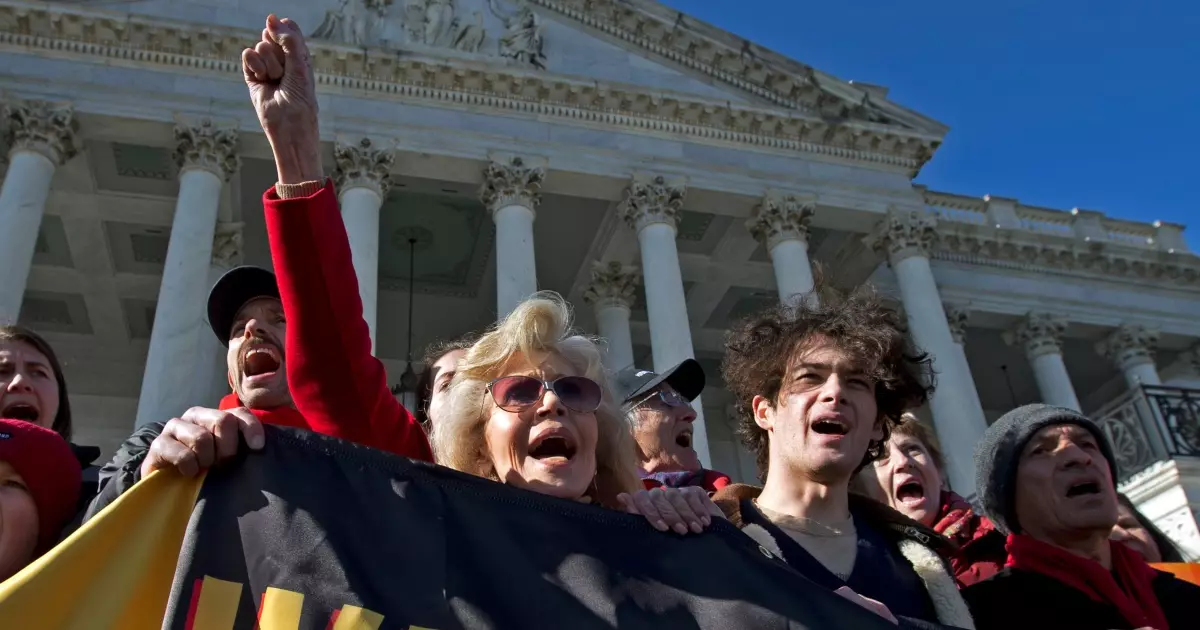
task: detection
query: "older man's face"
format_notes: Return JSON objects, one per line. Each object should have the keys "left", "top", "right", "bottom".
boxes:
{"left": 629, "top": 384, "right": 700, "bottom": 473}
{"left": 1014, "top": 424, "right": 1118, "bottom": 542}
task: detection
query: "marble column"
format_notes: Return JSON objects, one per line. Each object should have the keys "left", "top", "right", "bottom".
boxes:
{"left": 943, "top": 303, "right": 988, "bottom": 423}
{"left": 135, "top": 120, "right": 239, "bottom": 427}
{"left": 583, "top": 261, "right": 639, "bottom": 372}
{"left": 1006, "top": 312, "right": 1081, "bottom": 411}
{"left": 746, "top": 191, "right": 817, "bottom": 305}
{"left": 868, "top": 207, "right": 987, "bottom": 495}
{"left": 334, "top": 138, "right": 393, "bottom": 352}
{"left": 480, "top": 156, "right": 544, "bottom": 317}
{"left": 1098, "top": 324, "right": 1162, "bottom": 388}
{"left": 0, "top": 101, "right": 77, "bottom": 323}
{"left": 192, "top": 221, "right": 244, "bottom": 406}
{"left": 619, "top": 174, "right": 711, "bottom": 467}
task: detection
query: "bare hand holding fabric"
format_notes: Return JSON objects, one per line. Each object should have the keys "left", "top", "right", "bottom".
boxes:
{"left": 617, "top": 486, "right": 722, "bottom": 535}
{"left": 141, "top": 407, "right": 265, "bottom": 478}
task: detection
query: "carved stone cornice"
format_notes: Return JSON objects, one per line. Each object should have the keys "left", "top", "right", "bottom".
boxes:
{"left": 0, "top": 2, "right": 937, "bottom": 171}
{"left": 583, "top": 261, "right": 640, "bottom": 311}
{"left": 3, "top": 100, "right": 78, "bottom": 165}
{"left": 1004, "top": 312, "right": 1068, "bottom": 359}
{"left": 620, "top": 174, "right": 687, "bottom": 233}
{"left": 932, "top": 222, "right": 1200, "bottom": 288}
{"left": 211, "top": 221, "right": 244, "bottom": 269}
{"left": 944, "top": 303, "right": 969, "bottom": 346}
{"left": 479, "top": 156, "right": 545, "bottom": 214}
{"left": 334, "top": 137, "right": 394, "bottom": 198}
{"left": 173, "top": 119, "right": 239, "bottom": 180}
{"left": 867, "top": 207, "right": 938, "bottom": 264}
{"left": 1096, "top": 324, "right": 1160, "bottom": 372}
{"left": 746, "top": 192, "right": 816, "bottom": 251}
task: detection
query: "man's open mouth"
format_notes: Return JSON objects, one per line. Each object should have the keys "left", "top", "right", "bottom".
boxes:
{"left": 1066, "top": 481, "right": 1102, "bottom": 498}
{"left": 812, "top": 417, "right": 849, "bottom": 435}
{"left": 676, "top": 426, "right": 693, "bottom": 449}
{"left": 241, "top": 343, "right": 282, "bottom": 377}
{"left": 1, "top": 403, "right": 39, "bottom": 422}
{"left": 529, "top": 430, "right": 577, "bottom": 461}
{"left": 896, "top": 480, "right": 925, "bottom": 505}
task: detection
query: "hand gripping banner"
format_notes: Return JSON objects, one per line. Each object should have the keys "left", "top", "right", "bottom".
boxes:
{"left": 0, "top": 427, "right": 948, "bottom": 629}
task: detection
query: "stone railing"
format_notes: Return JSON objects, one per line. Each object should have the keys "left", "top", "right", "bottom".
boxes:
{"left": 1094, "top": 384, "right": 1200, "bottom": 484}
{"left": 921, "top": 189, "right": 1190, "bottom": 254}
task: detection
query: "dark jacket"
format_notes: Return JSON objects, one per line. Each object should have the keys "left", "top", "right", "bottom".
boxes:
{"left": 963, "top": 566, "right": 1200, "bottom": 630}
{"left": 81, "top": 422, "right": 163, "bottom": 522}
{"left": 714, "top": 484, "right": 975, "bottom": 629}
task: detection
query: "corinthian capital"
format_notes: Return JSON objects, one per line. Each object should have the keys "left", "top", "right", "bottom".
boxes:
{"left": 211, "top": 221, "right": 244, "bottom": 269}
{"left": 1096, "top": 324, "right": 1159, "bottom": 372}
{"left": 173, "top": 119, "right": 239, "bottom": 180}
{"left": 867, "top": 207, "right": 938, "bottom": 264}
{"left": 1004, "top": 312, "right": 1068, "bottom": 359}
{"left": 4, "top": 100, "right": 78, "bottom": 165}
{"left": 620, "top": 173, "right": 687, "bottom": 233}
{"left": 944, "top": 303, "right": 970, "bottom": 346}
{"left": 334, "top": 137, "right": 394, "bottom": 198}
{"left": 479, "top": 156, "right": 544, "bottom": 214}
{"left": 746, "top": 192, "right": 816, "bottom": 250}
{"left": 583, "top": 261, "right": 640, "bottom": 310}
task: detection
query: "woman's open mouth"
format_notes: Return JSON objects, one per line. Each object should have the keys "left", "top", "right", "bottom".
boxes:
{"left": 895, "top": 479, "right": 926, "bottom": 506}
{"left": 529, "top": 431, "right": 577, "bottom": 463}
{"left": 1, "top": 402, "right": 40, "bottom": 423}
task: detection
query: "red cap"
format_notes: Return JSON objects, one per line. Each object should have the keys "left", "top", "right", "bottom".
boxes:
{"left": 0, "top": 419, "right": 82, "bottom": 551}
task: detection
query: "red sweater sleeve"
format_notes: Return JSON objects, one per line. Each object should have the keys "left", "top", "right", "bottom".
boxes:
{"left": 262, "top": 181, "right": 433, "bottom": 461}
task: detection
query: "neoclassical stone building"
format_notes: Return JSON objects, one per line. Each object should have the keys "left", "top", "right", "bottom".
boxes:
{"left": 1, "top": 0, "right": 1199, "bottom": 553}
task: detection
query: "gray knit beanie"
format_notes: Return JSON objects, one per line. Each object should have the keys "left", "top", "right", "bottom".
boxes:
{"left": 973, "top": 403, "right": 1118, "bottom": 535}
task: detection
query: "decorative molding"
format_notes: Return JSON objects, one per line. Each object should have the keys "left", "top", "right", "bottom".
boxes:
{"left": 1096, "top": 324, "right": 1160, "bottom": 372}
{"left": 620, "top": 173, "right": 686, "bottom": 233}
{"left": 211, "top": 221, "right": 244, "bottom": 269}
{"left": 494, "top": 1, "right": 546, "bottom": 69}
{"left": 173, "top": 119, "right": 239, "bottom": 180}
{"left": 583, "top": 260, "right": 639, "bottom": 310}
{"left": 1003, "top": 311, "right": 1068, "bottom": 359}
{"left": 746, "top": 191, "right": 816, "bottom": 251}
{"left": 479, "top": 155, "right": 544, "bottom": 213}
{"left": 334, "top": 137, "right": 394, "bottom": 198}
{"left": 867, "top": 207, "right": 938, "bottom": 264}
{"left": 0, "top": 2, "right": 934, "bottom": 170}
{"left": 933, "top": 224, "right": 1200, "bottom": 288}
{"left": 943, "top": 303, "right": 969, "bottom": 346}
{"left": 3, "top": 100, "right": 78, "bottom": 165}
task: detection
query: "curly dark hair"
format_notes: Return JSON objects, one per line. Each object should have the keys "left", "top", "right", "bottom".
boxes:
{"left": 415, "top": 332, "right": 481, "bottom": 425}
{"left": 721, "top": 287, "right": 934, "bottom": 481}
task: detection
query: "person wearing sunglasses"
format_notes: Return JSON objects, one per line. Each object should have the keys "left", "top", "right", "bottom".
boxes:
{"left": 431, "top": 292, "right": 720, "bottom": 535}
{"left": 615, "top": 361, "right": 731, "bottom": 495}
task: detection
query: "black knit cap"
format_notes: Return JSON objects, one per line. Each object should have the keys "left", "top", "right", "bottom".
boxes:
{"left": 973, "top": 403, "right": 1118, "bottom": 535}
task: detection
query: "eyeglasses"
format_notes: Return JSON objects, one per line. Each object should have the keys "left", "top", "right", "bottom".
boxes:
{"left": 486, "top": 375, "right": 603, "bottom": 413}
{"left": 629, "top": 388, "right": 689, "bottom": 409}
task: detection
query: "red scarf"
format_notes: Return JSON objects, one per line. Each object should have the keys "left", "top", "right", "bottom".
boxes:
{"left": 1006, "top": 533, "right": 1169, "bottom": 630}
{"left": 218, "top": 393, "right": 309, "bottom": 430}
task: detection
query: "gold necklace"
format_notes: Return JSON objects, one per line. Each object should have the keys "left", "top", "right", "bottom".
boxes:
{"left": 753, "top": 499, "right": 852, "bottom": 537}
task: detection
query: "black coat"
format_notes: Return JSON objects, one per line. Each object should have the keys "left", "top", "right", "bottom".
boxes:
{"left": 80, "top": 422, "right": 164, "bottom": 524}
{"left": 963, "top": 566, "right": 1200, "bottom": 630}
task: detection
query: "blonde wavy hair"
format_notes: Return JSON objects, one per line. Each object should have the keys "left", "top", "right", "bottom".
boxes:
{"left": 430, "top": 291, "right": 642, "bottom": 507}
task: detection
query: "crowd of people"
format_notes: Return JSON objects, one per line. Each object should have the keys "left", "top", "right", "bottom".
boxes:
{"left": 1, "top": 13, "right": 1198, "bottom": 629}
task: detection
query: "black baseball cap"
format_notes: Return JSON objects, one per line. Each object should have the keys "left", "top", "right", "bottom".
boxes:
{"left": 614, "top": 359, "right": 705, "bottom": 405}
{"left": 207, "top": 266, "right": 281, "bottom": 346}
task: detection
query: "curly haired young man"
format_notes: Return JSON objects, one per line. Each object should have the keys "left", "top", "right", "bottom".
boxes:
{"left": 714, "top": 288, "right": 976, "bottom": 629}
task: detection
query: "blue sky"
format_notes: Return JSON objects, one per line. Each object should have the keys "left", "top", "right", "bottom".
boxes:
{"left": 658, "top": 0, "right": 1199, "bottom": 250}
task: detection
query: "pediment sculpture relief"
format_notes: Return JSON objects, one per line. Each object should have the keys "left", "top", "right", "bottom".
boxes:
{"left": 309, "top": 0, "right": 545, "bottom": 69}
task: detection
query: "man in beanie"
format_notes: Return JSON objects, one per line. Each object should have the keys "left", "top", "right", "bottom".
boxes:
{"left": 615, "top": 360, "right": 731, "bottom": 494}
{"left": 0, "top": 419, "right": 81, "bottom": 581}
{"left": 963, "top": 403, "right": 1200, "bottom": 629}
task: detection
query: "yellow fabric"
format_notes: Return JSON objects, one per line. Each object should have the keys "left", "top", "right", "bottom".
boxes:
{"left": 0, "top": 470, "right": 206, "bottom": 629}
{"left": 274, "top": 180, "right": 325, "bottom": 199}
{"left": 332, "top": 605, "right": 386, "bottom": 630}
{"left": 190, "top": 576, "right": 243, "bottom": 630}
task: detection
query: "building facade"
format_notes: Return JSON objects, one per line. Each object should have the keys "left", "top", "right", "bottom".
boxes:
{"left": 2, "top": 0, "right": 1199, "bottom": 554}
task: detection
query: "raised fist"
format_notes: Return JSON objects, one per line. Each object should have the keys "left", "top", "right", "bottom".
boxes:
{"left": 242, "top": 15, "right": 323, "bottom": 184}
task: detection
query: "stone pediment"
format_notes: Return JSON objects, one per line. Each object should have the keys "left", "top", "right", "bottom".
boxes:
{"left": 0, "top": 0, "right": 945, "bottom": 171}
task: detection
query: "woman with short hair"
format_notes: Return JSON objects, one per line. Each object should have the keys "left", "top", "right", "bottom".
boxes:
{"left": 432, "top": 292, "right": 716, "bottom": 533}
{"left": 857, "top": 413, "right": 1006, "bottom": 586}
